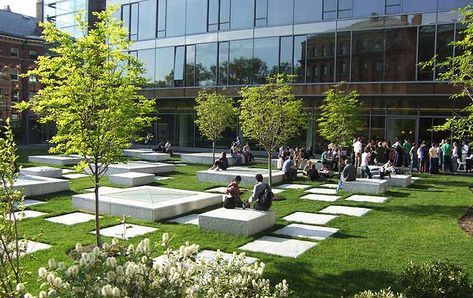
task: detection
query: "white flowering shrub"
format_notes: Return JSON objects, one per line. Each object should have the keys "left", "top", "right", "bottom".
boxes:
{"left": 24, "top": 234, "right": 290, "bottom": 297}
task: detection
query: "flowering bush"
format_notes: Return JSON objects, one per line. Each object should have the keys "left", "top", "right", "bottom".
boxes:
{"left": 23, "top": 234, "right": 290, "bottom": 297}
{"left": 354, "top": 288, "right": 405, "bottom": 298}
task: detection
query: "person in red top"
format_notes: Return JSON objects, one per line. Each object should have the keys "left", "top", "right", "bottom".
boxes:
{"left": 223, "top": 176, "right": 245, "bottom": 209}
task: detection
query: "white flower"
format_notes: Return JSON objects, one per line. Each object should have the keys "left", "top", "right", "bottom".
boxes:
{"left": 38, "top": 267, "right": 48, "bottom": 278}
{"left": 16, "top": 283, "right": 25, "bottom": 292}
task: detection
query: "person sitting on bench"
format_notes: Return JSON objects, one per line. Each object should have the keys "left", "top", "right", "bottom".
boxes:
{"left": 282, "top": 156, "right": 297, "bottom": 180}
{"left": 379, "top": 160, "right": 394, "bottom": 179}
{"left": 223, "top": 176, "right": 245, "bottom": 209}
{"left": 337, "top": 158, "right": 356, "bottom": 192}
{"left": 247, "top": 174, "right": 273, "bottom": 211}
{"left": 209, "top": 152, "right": 229, "bottom": 171}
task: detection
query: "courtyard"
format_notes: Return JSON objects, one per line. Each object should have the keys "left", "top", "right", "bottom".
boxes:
{"left": 15, "top": 147, "right": 473, "bottom": 297}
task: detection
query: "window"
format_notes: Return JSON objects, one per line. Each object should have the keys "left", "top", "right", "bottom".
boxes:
{"left": 253, "top": 37, "right": 279, "bottom": 83}
{"left": 384, "top": 27, "right": 417, "bottom": 81}
{"left": 255, "top": 0, "right": 268, "bottom": 26}
{"left": 155, "top": 47, "right": 174, "bottom": 87}
{"left": 338, "top": 0, "right": 352, "bottom": 18}
{"left": 174, "top": 46, "right": 185, "bottom": 86}
{"left": 351, "top": 30, "right": 384, "bottom": 82}
{"left": 138, "top": 0, "right": 156, "bottom": 40}
{"left": 29, "top": 49, "right": 38, "bottom": 60}
{"left": 436, "top": 24, "right": 454, "bottom": 79}
{"left": 195, "top": 43, "right": 217, "bottom": 86}
{"left": 336, "top": 31, "right": 350, "bottom": 81}
{"left": 218, "top": 42, "right": 229, "bottom": 85}
{"left": 10, "top": 68, "right": 18, "bottom": 81}
{"left": 228, "top": 39, "right": 254, "bottom": 85}
{"left": 417, "top": 26, "right": 435, "bottom": 81}
{"left": 279, "top": 36, "right": 293, "bottom": 74}
{"left": 186, "top": 0, "right": 207, "bottom": 35}
{"left": 166, "top": 0, "right": 186, "bottom": 37}
{"left": 121, "top": 3, "right": 138, "bottom": 40}
{"left": 157, "top": 0, "right": 166, "bottom": 37}
{"left": 295, "top": 0, "right": 322, "bottom": 24}
{"left": 306, "top": 32, "right": 335, "bottom": 83}
{"left": 294, "top": 35, "right": 307, "bottom": 83}
{"left": 402, "top": 0, "right": 436, "bottom": 13}
{"left": 208, "top": 0, "right": 219, "bottom": 31}
{"left": 10, "top": 47, "right": 19, "bottom": 57}
{"left": 385, "top": 0, "right": 401, "bottom": 14}
{"left": 219, "top": 0, "right": 230, "bottom": 30}
{"left": 323, "top": 0, "right": 337, "bottom": 20}
{"left": 138, "top": 49, "right": 155, "bottom": 82}
{"left": 185, "top": 45, "right": 196, "bottom": 86}
{"left": 438, "top": 0, "right": 471, "bottom": 10}
{"left": 267, "top": 0, "right": 293, "bottom": 26}
{"left": 352, "top": 0, "right": 383, "bottom": 17}
{"left": 29, "top": 91, "right": 36, "bottom": 101}
{"left": 230, "top": 0, "right": 254, "bottom": 30}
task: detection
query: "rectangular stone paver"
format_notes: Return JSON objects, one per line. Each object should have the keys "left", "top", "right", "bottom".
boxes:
{"left": 84, "top": 186, "right": 123, "bottom": 194}
{"left": 15, "top": 199, "right": 46, "bottom": 208}
{"left": 272, "top": 188, "right": 284, "bottom": 194}
{"left": 301, "top": 194, "right": 340, "bottom": 202}
{"left": 168, "top": 214, "right": 199, "bottom": 225}
{"left": 62, "top": 169, "right": 75, "bottom": 174}
{"left": 92, "top": 224, "right": 157, "bottom": 239}
{"left": 320, "top": 184, "right": 338, "bottom": 189}
{"left": 276, "top": 184, "right": 311, "bottom": 190}
{"left": 9, "top": 210, "right": 46, "bottom": 220}
{"left": 239, "top": 236, "right": 316, "bottom": 258}
{"left": 283, "top": 212, "right": 338, "bottom": 225}
{"left": 305, "top": 188, "right": 338, "bottom": 195}
{"left": 63, "top": 173, "right": 88, "bottom": 179}
{"left": 319, "top": 205, "right": 371, "bottom": 217}
{"left": 155, "top": 176, "right": 173, "bottom": 181}
{"left": 20, "top": 240, "right": 51, "bottom": 255}
{"left": 274, "top": 223, "right": 339, "bottom": 241}
{"left": 46, "top": 212, "right": 97, "bottom": 225}
{"left": 346, "top": 195, "right": 388, "bottom": 203}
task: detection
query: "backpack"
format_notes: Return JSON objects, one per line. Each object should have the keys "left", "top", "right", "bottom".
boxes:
{"left": 255, "top": 186, "right": 273, "bottom": 211}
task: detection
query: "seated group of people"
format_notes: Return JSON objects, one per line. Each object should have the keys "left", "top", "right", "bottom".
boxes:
{"left": 338, "top": 157, "right": 395, "bottom": 191}
{"left": 230, "top": 141, "right": 255, "bottom": 165}
{"left": 281, "top": 156, "right": 332, "bottom": 182}
{"left": 154, "top": 139, "right": 173, "bottom": 155}
{"left": 223, "top": 174, "right": 273, "bottom": 211}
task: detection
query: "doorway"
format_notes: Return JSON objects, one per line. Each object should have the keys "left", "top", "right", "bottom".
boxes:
{"left": 386, "top": 117, "right": 418, "bottom": 142}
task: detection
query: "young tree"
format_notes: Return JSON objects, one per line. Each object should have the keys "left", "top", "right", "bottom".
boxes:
{"left": 0, "top": 119, "right": 26, "bottom": 297}
{"left": 239, "top": 74, "right": 306, "bottom": 185}
{"left": 194, "top": 91, "right": 236, "bottom": 162}
{"left": 317, "top": 83, "right": 364, "bottom": 172}
{"left": 420, "top": 5, "right": 473, "bottom": 138}
{"left": 18, "top": 7, "right": 155, "bottom": 247}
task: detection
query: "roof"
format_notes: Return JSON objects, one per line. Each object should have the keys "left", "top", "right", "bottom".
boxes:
{"left": 0, "top": 9, "right": 41, "bottom": 40}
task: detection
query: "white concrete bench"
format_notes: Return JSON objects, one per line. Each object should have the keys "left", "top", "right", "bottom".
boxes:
{"left": 199, "top": 208, "right": 275, "bottom": 236}
{"left": 140, "top": 152, "right": 171, "bottom": 162}
{"left": 123, "top": 149, "right": 153, "bottom": 158}
{"left": 342, "top": 178, "right": 388, "bottom": 195}
{"left": 20, "top": 166, "right": 63, "bottom": 178}
{"left": 109, "top": 172, "right": 155, "bottom": 186}
{"left": 181, "top": 153, "right": 237, "bottom": 165}
{"left": 13, "top": 175, "right": 69, "bottom": 197}
{"left": 373, "top": 174, "right": 412, "bottom": 187}
{"left": 196, "top": 167, "right": 284, "bottom": 185}
{"left": 85, "top": 162, "right": 175, "bottom": 176}
{"left": 28, "top": 155, "right": 83, "bottom": 166}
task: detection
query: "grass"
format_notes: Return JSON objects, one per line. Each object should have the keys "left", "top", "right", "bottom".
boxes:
{"left": 14, "top": 148, "right": 473, "bottom": 297}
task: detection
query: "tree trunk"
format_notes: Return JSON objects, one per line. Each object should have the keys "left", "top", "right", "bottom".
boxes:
{"left": 94, "top": 161, "right": 101, "bottom": 248}
{"left": 267, "top": 151, "right": 272, "bottom": 186}
{"left": 212, "top": 140, "right": 216, "bottom": 164}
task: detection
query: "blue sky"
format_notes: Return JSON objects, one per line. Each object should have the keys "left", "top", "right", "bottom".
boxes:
{"left": 0, "top": 0, "right": 37, "bottom": 17}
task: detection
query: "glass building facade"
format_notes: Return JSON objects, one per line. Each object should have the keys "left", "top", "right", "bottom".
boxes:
{"left": 45, "top": 0, "right": 472, "bottom": 150}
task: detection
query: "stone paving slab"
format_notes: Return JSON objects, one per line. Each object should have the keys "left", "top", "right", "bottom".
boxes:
{"left": 46, "top": 212, "right": 97, "bottom": 225}
{"left": 346, "top": 194, "right": 388, "bottom": 203}
{"left": 239, "top": 236, "right": 316, "bottom": 258}
{"left": 15, "top": 199, "right": 46, "bottom": 208}
{"left": 84, "top": 186, "right": 123, "bottom": 194}
{"left": 274, "top": 223, "right": 339, "bottom": 241}
{"left": 272, "top": 189, "right": 284, "bottom": 194}
{"left": 412, "top": 177, "right": 420, "bottom": 181}
{"left": 62, "top": 169, "right": 75, "bottom": 174}
{"left": 9, "top": 210, "right": 46, "bottom": 220}
{"left": 20, "top": 166, "right": 63, "bottom": 178}
{"left": 283, "top": 212, "right": 338, "bottom": 225}
{"left": 19, "top": 240, "right": 51, "bottom": 255}
{"left": 319, "top": 205, "right": 371, "bottom": 217}
{"left": 63, "top": 173, "right": 88, "bottom": 179}
{"left": 92, "top": 224, "right": 157, "bottom": 239}
{"left": 276, "top": 184, "right": 311, "bottom": 190}
{"left": 300, "top": 194, "right": 341, "bottom": 202}
{"left": 305, "top": 188, "right": 338, "bottom": 195}
{"left": 155, "top": 176, "right": 173, "bottom": 181}
{"left": 168, "top": 214, "right": 199, "bottom": 225}
{"left": 320, "top": 184, "right": 338, "bottom": 189}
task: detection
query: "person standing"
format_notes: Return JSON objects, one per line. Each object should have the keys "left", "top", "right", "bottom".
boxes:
{"left": 452, "top": 141, "right": 459, "bottom": 172}
{"left": 462, "top": 141, "right": 469, "bottom": 162}
{"left": 402, "top": 139, "right": 412, "bottom": 168}
{"left": 409, "top": 142, "right": 418, "bottom": 173}
{"left": 353, "top": 137, "right": 363, "bottom": 169}
{"left": 441, "top": 140, "right": 453, "bottom": 172}
{"left": 429, "top": 143, "right": 439, "bottom": 174}
{"left": 360, "top": 147, "right": 372, "bottom": 178}
{"left": 418, "top": 141, "right": 428, "bottom": 173}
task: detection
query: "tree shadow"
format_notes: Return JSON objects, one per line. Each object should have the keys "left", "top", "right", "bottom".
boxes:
{"left": 374, "top": 204, "right": 470, "bottom": 218}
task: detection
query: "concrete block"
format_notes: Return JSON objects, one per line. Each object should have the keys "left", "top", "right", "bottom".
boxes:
{"left": 109, "top": 172, "right": 155, "bottom": 186}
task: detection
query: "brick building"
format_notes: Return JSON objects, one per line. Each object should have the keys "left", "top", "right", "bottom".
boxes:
{"left": 0, "top": 6, "right": 42, "bottom": 139}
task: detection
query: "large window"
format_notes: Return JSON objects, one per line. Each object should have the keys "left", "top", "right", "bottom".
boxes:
{"left": 384, "top": 27, "right": 417, "bottom": 81}
{"left": 351, "top": 30, "right": 384, "bottom": 82}
{"left": 267, "top": 0, "right": 293, "bottom": 26}
{"left": 219, "top": 0, "right": 230, "bottom": 30}
{"left": 438, "top": 0, "right": 471, "bottom": 10}
{"left": 186, "top": 0, "right": 207, "bottom": 35}
{"left": 417, "top": 25, "right": 435, "bottom": 81}
{"left": 138, "top": 49, "right": 155, "bottom": 82}
{"left": 166, "top": 0, "right": 185, "bottom": 37}
{"left": 435, "top": 24, "right": 454, "bottom": 79}
{"left": 352, "top": 0, "right": 384, "bottom": 17}
{"left": 306, "top": 32, "right": 335, "bottom": 83}
{"left": 253, "top": 37, "right": 279, "bottom": 83}
{"left": 279, "top": 36, "right": 293, "bottom": 74}
{"left": 185, "top": 45, "right": 196, "bottom": 86}
{"left": 218, "top": 42, "right": 230, "bottom": 85}
{"left": 195, "top": 43, "right": 218, "bottom": 86}
{"left": 294, "top": 0, "right": 322, "bottom": 24}
{"left": 323, "top": 0, "right": 337, "bottom": 20}
{"left": 157, "top": 0, "right": 166, "bottom": 37}
{"left": 402, "top": 0, "right": 436, "bottom": 13}
{"left": 138, "top": 0, "right": 156, "bottom": 40}
{"left": 174, "top": 46, "right": 185, "bottom": 86}
{"left": 10, "top": 68, "right": 18, "bottom": 81}
{"left": 338, "top": 0, "right": 352, "bottom": 18}
{"left": 230, "top": 0, "right": 254, "bottom": 30}
{"left": 336, "top": 31, "right": 350, "bottom": 81}
{"left": 294, "top": 35, "right": 307, "bottom": 83}
{"left": 121, "top": 3, "right": 138, "bottom": 40}
{"left": 228, "top": 39, "right": 254, "bottom": 85}
{"left": 155, "top": 47, "right": 174, "bottom": 87}
{"left": 208, "top": 0, "right": 219, "bottom": 31}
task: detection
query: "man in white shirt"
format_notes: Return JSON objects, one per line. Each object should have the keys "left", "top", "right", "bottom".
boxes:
{"left": 353, "top": 137, "right": 363, "bottom": 169}
{"left": 462, "top": 141, "right": 469, "bottom": 161}
{"left": 360, "top": 147, "right": 372, "bottom": 178}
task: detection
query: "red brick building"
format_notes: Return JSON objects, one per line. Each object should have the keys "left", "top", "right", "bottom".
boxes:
{"left": 0, "top": 6, "right": 42, "bottom": 139}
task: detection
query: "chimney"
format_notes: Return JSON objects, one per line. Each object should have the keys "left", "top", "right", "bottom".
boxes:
{"left": 3, "top": 5, "right": 11, "bottom": 11}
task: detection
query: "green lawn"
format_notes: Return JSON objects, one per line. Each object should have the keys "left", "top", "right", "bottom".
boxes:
{"left": 15, "top": 148, "right": 473, "bottom": 297}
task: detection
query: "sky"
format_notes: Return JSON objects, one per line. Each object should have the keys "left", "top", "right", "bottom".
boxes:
{"left": 0, "top": 0, "right": 37, "bottom": 17}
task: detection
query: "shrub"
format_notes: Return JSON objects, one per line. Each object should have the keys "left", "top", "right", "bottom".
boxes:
{"left": 396, "top": 260, "right": 473, "bottom": 298}
{"left": 23, "top": 234, "right": 290, "bottom": 298}
{"left": 354, "top": 288, "right": 404, "bottom": 298}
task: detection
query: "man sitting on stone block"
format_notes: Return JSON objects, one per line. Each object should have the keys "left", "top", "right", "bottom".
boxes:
{"left": 282, "top": 156, "right": 297, "bottom": 180}
{"left": 223, "top": 176, "right": 245, "bottom": 209}
{"left": 247, "top": 174, "right": 273, "bottom": 211}
{"left": 209, "top": 152, "right": 229, "bottom": 171}
{"left": 337, "top": 158, "right": 356, "bottom": 192}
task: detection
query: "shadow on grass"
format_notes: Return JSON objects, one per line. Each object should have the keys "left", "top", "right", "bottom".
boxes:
{"left": 268, "top": 260, "right": 397, "bottom": 298}
{"left": 375, "top": 204, "right": 469, "bottom": 218}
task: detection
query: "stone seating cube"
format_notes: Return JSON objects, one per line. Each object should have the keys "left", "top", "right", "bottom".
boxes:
{"left": 14, "top": 176, "right": 69, "bottom": 197}
{"left": 343, "top": 178, "right": 388, "bottom": 195}
{"left": 196, "top": 168, "right": 284, "bottom": 185}
{"left": 181, "top": 153, "right": 237, "bottom": 165}
{"left": 140, "top": 152, "right": 171, "bottom": 162}
{"left": 20, "top": 166, "right": 63, "bottom": 178}
{"left": 199, "top": 208, "right": 275, "bottom": 236}
{"left": 372, "top": 174, "right": 412, "bottom": 187}
{"left": 123, "top": 149, "right": 153, "bottom": 158}
{"left": 28, "top": 155, "right": 82, "bottom": 166}
{"left": 109, "top": 172, "right": 155, "bottom": 186}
